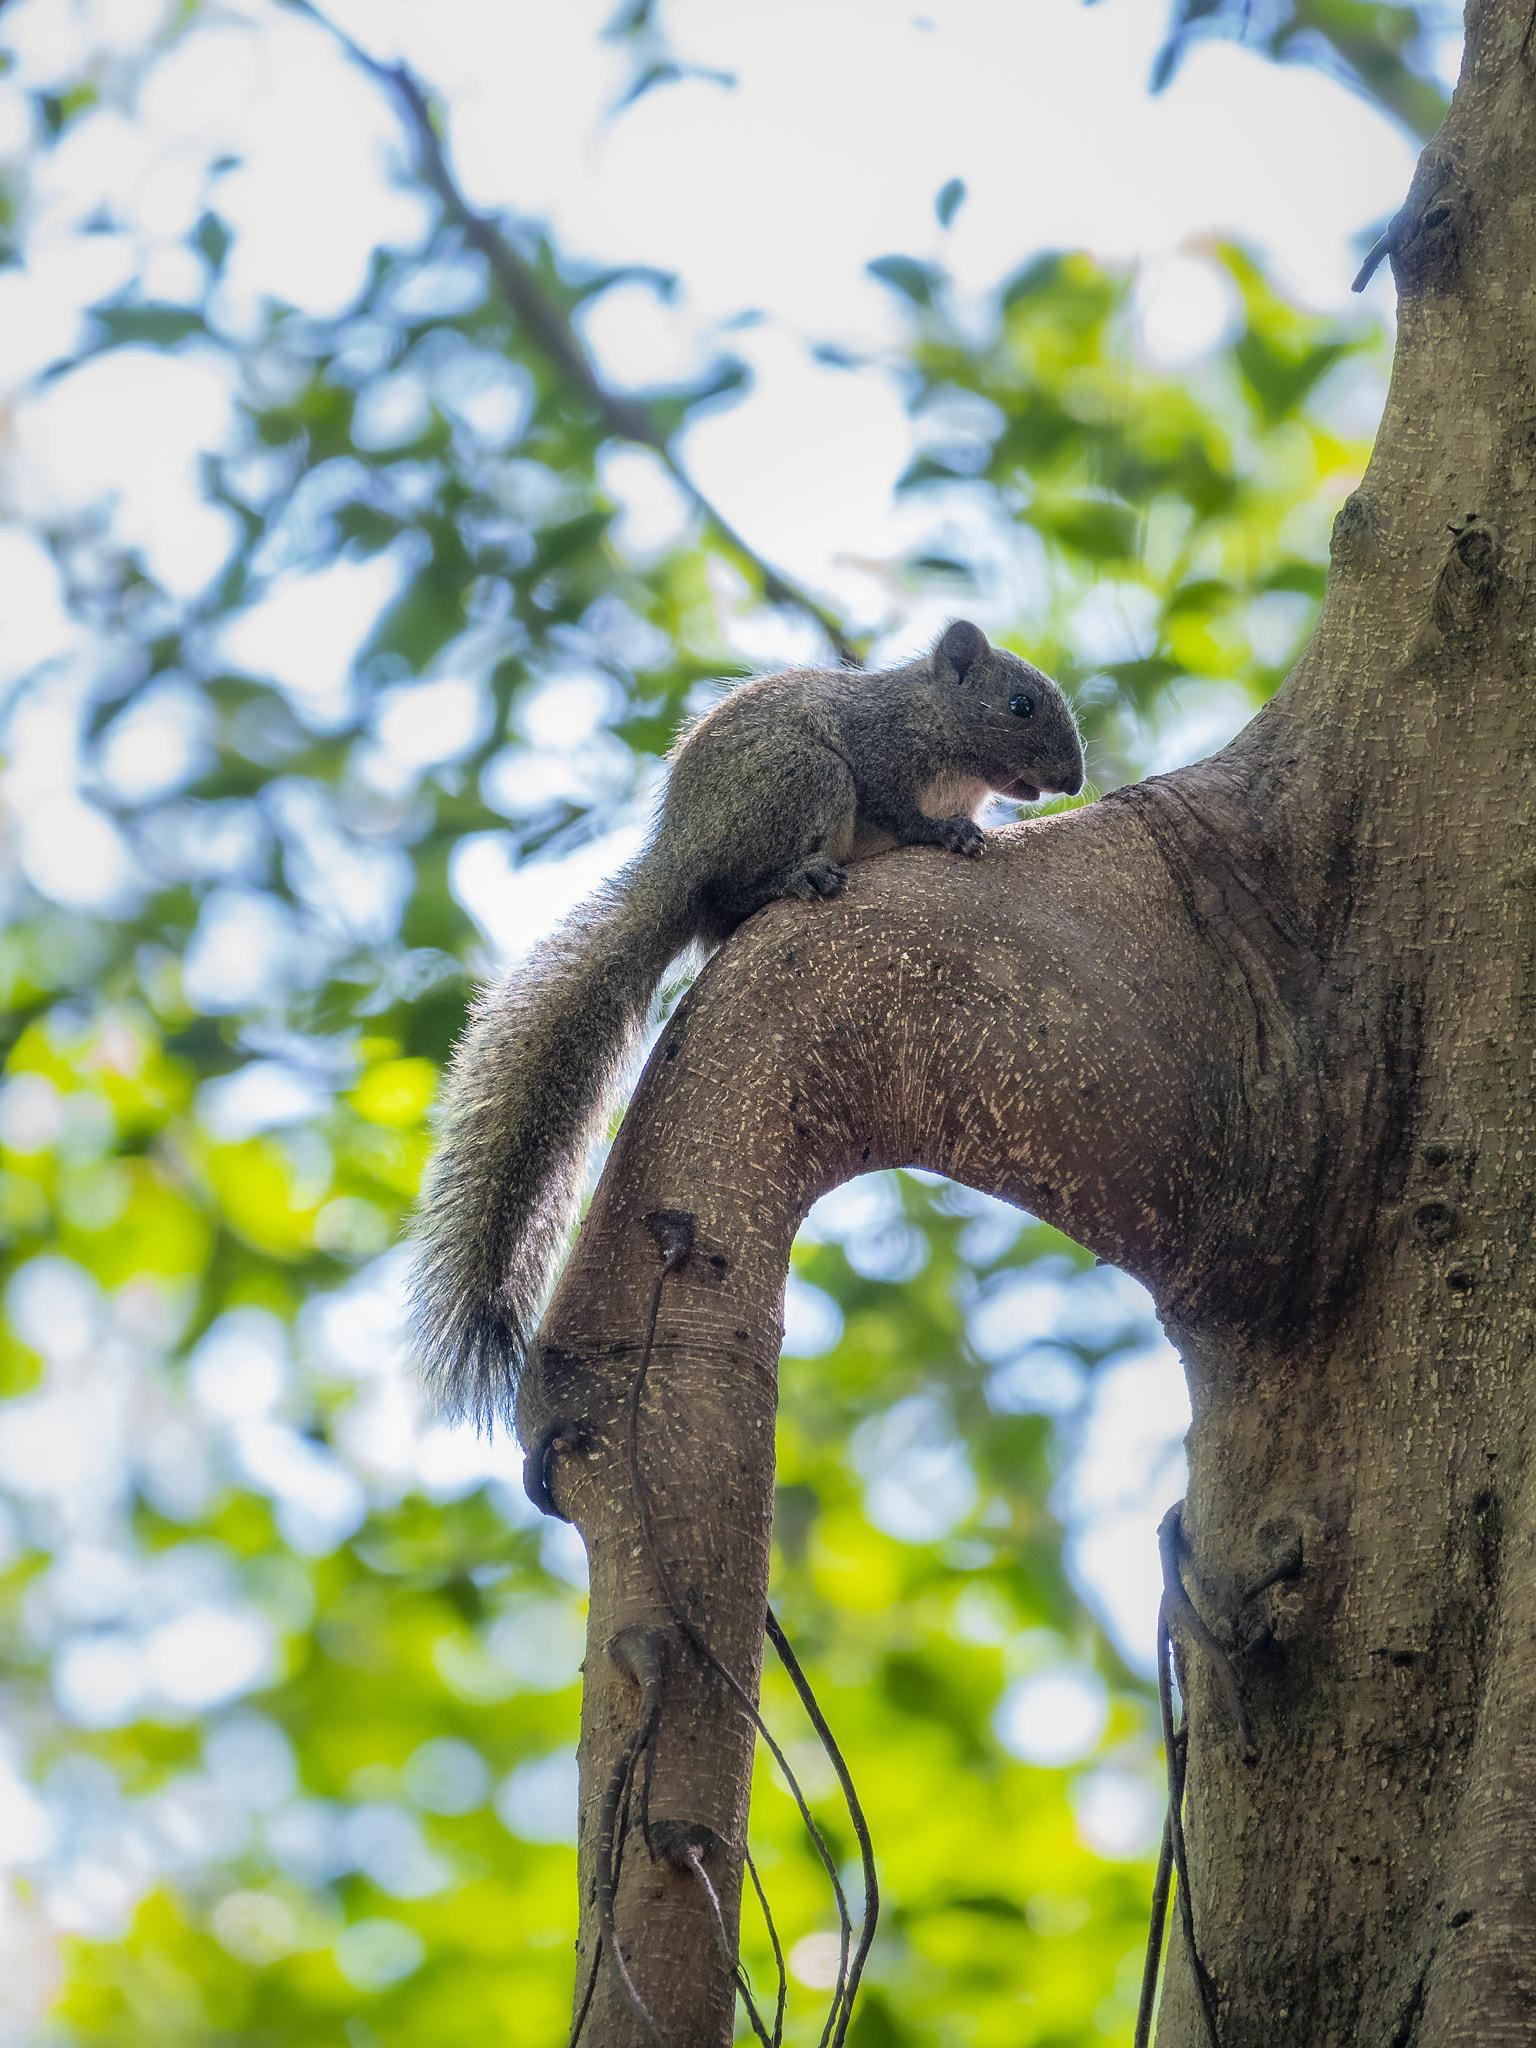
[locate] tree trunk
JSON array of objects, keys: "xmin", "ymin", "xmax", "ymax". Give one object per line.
[{"xmin": 515, "ymin": 5, "xmax": 1536, "ymax": 2039}]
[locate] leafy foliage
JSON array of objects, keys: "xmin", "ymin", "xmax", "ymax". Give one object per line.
[
  {"xmin": 1149, "ymin": 0, "xmax": 1455, "ymax": 140},
  {"xmin": 875, "ymin": 238, "xmax": 1375, "ymax": 790},
  {"xmin": 0, "ymin": 5, "xmax": 1402, "ymax": 2044}
]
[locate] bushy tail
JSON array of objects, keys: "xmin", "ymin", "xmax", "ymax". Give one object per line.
[{"xmin": 410, "ymin": 863, "xmax": 694, "ymax": 1430}]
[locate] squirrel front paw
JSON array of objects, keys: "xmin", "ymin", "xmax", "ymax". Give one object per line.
[
  {"xmin": 929, "ymin": 815, "xmax": 986, "ymax": 859},
  {"xmin": 782, "ymin": 855, "xmax": 850, "ymax": 901}
]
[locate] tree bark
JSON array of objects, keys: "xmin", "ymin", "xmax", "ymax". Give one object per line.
[{"xmin": 516, "ymin": 5, "xmax": 1536, "ymax": 2039}]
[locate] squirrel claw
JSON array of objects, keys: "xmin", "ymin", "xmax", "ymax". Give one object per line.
[
  {"xmin": 932, "ymin": 816, "xmax": 986, "ymax": 859},
  {"xmin": 784, "ymin": 856, "xmax": 849, "ymax": 902}
]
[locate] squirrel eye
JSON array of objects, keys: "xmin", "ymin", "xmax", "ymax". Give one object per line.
[{"xmin": 1008, "ymin": 692, "xmax": 1035, "ymax": 718}]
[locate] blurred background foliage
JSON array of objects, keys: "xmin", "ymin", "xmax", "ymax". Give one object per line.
[
  {"xmin": 0, "ymin": 1, "xmax": 1447, "ymax": 2042},
  {"xmin": 1148, "ymin": 0, "xmax": 1454, "ymax": 137}
]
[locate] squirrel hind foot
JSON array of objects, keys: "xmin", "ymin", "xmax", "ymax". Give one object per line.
[
  {"xmin": 782, "ymin": 856, "xmax": 849, "ymax": 902},
  {"xmin": 704, "ymin": 857, "xmax": 850, "ymax": 930}
]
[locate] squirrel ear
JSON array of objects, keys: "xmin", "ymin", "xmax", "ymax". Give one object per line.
[{"xmin": 935, "ymin": 619, "xmax": 989, "ymax": 681}]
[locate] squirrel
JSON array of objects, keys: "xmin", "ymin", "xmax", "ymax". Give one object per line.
[{"xmin": 409, "ymin": 618, "xmax": 1084, "ymax": 1428}]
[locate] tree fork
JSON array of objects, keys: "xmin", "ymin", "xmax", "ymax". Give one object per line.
[{"xmin": 518, "ymin": 4, "xmax": 1536, "ymax": 2039}]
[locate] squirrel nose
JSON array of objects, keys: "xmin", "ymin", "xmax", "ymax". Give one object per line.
[{"xmin": 1056, "ymin": 765, "xmax": 1084, "ymax": 797}]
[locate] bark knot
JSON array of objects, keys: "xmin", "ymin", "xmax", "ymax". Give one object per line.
[
  {"xmin": 1411, "ymin": 1197, "xmax": 1460, "ymax": 1245},
  {"xmin": 1431, "ymin": 515, "xmax": 1506, "ymax": 636},
  {"xmin": 1330, "ymin": 488, "xmax": 1379, "ymax": 567}
]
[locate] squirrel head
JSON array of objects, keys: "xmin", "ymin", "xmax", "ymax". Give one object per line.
[{"xmin": 932, "ymin": 620, "xmax": 1084, "ymax": 803}]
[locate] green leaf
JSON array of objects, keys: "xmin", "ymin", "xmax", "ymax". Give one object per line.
[
  {"xmin": 91, "ymin": 302, "xmax": 209, "ymax": 347},
  {"xmin": 1032, "ymin": 496, "xmax": 1141, "ymax": 561},
  {"xmin": 194, "ymin": 210, "xmax": 232, "ymax": 273},
  {"xmin": 35, "ymin": 81, "xmax": 98, "ymax": 135},
  {"xmin": 1152, "ymin": 0, "xmax": 1451, "ymax": 141},
  {"xmin": 333, "ymin": 502, "xmax": 404, "ymax": 553},
  {"xmin": 642, "ymin": 354, "xmax": 751, "ymax": 437},
  {"xmin": 867, "ymin": 255, "xmax": 942, "ymax": 308},
  {"xmin": 1265, "ymin": 561, "xmax": 1328, "ymax": 598},
  {"xmin": 1000, "ymin": 250, "xmax": 1071, "ymax": 309},
  {"xmin": 1234, "ymin": 333, "xmax": 1348, "ymax": 426},
  {"xmin": 569, "ymin": 262, "xmax": 679, "ymax": 306},
  {"xmin": 935, "ymin": 177, "xmax": 967, "ymax": 229},
  {"xmin": 906, "ymin": 554, "xmax": 976, "ymax": 583}
]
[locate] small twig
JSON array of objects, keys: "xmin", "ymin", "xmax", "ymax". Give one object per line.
[
  {"xmin": 1351, "ymin": 231, "xmax": 1392, "ymax": 293},
  {"xmin": 283, "ymin": 0, "xmax": 859, "ymax": 664}
]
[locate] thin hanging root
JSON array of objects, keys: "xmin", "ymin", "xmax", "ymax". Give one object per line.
[
  {"xmin": 1157, "ymin": 1503, "xmax": 1256, "ymax": 1759},
  {"xmin": 745, "ymin": 1845, "xmax": 787, "ymax": 2048},
  {"xmin": 1134, "ymin": 1810, "xmax": 1175, "ymax": 2048},
  {"xmin": 621, "ymin": 1216, "xmax": 877, "ymax": 2046},
  {"xmin": 583, "ymin": 1627, "xmax": 676, "ymax": 2048},
  {"xmin": 1158, "ymin": 1601, "xmax": 1223, "ymax": 2048},
  {"xmin": 559, "ymin": 1225, "xmax": 878, "ymax": 2046},
  {"xmin": 1137, "ymin": 1496, "xmax": 1261, "ymax": 2048},
  {"xmin": 674, "ymin": 1836, "xmax": 775, "ymax": 2048},
  {"xmin": 765, "ymin": 1607, "xmax": 879, "ymax": 2047},
  {"xmin": 568, "ymin": 1936, "xmax": 600, "ymax": 2048}
]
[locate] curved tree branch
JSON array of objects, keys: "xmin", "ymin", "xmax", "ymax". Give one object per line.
[{"xmin": 516, "ymin": 802, "xmax": 1250, "ymax": 2042}]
